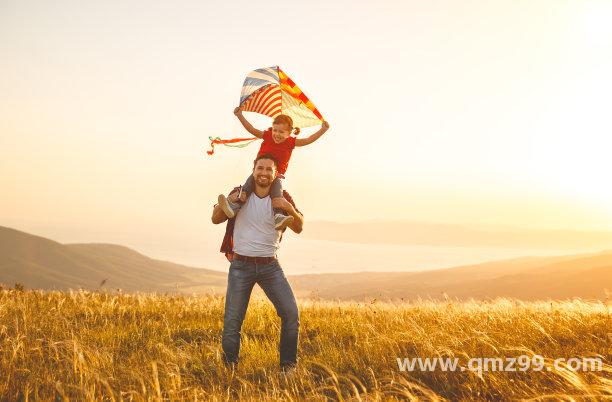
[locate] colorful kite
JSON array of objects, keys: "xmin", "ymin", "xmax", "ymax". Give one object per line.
[{"xmin": 207, "ymin": 66, "xmax": 324, "ymax": 155}]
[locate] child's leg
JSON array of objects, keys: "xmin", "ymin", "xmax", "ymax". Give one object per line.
[
  {"xmin": 271, "ymin": 178, "xmax": 284, "ymax": 215},
  {"xmin": 270, "ymin": 177, "xmax": 283, "ymax": 198},
  {"xmin": 270, "ymin": 178, "xmax": 293, "ymax": 230},
  {"xmin": 242, "ymin": 175, "xmax": 255, "ymax": 196},
  {"xmin": 217, "ymin": 175, "xmax": 252, "ymax": 219}
]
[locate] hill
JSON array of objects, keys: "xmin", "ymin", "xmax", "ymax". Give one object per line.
[
  {"xmin": 290, "ymin": 252, "xmax": 612, "ymax": 300},
  {"xmin": 1, "ymin": 225, "xmax": 610, "ymax": 301},
  {"xmin": 0, "ymin": 226, "xmax": 226, "ymax": 292}
]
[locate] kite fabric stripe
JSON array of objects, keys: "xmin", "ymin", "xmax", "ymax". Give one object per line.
[
  {"xmin": 278, "ymin": 68, "xmax": 324, "ymax": 122},
  {"xmin": 281, "ymin": 91, "xmax": 322, "ymax": 128},
  {"xmin": 240, "ymin": 66, "xmax": 279, "ymax": 105},
  {"xmin": 242, "ymin": 85, "xmax": 282, "ymax": 118}
]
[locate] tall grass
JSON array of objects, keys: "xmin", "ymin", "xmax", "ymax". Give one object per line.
[{"xmin": 0, "ymin": 289, "xmax": 610, "ymax": 400}]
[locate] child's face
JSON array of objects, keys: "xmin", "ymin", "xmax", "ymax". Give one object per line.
[{"xmin": 271, "ymin": 123, "xmax": 291, "ymax": 143}]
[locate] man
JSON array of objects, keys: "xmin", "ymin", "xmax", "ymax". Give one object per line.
[{"xmin": 211, "ymin": 154, "xmax": 304, "ymax": 371}]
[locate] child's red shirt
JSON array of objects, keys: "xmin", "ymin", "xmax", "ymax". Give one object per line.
[{"xmin": 257, "ymin": 128, "xmax": 296, "ymax": 175}]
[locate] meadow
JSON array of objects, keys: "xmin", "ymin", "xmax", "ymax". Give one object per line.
[{"xmin": 0, "ymin": 289, "xmax": 610, "ymax": 401}]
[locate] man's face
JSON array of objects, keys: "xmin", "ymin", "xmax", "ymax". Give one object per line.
[{"xmin": 253, "ymin": 158, "xmax": 277, "ymax": 187}]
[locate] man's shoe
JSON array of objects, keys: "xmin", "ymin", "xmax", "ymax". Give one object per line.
[
  {"xmin": 274, "ymin": 213, "xmax": 294, "ymax": 230},
  {"xmin": 218, "ymin": 194, "xmax": 241, "ymax": 218}
]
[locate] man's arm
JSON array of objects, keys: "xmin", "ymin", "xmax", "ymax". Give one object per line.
[
  {"xmin": 211, "ymin": 190, "xmax": 246, "ymax": 224},
  {"xmin": 234, "ymin": 107, "xmax": 263, "ymax": 138},
  {"xmin": 295, "ymin": 121, "xmax": 329, "ymax": 147},
  {"xmin": 272, "ymin": 198, "xmax": 304, "ymax": 233},
  {"xmin": 211, "ymin": 203, "xmax": 228, "ymax": 224},
  {"xmin": 287, "ymin": 209, "xmax": 304, "ymax": 233}
]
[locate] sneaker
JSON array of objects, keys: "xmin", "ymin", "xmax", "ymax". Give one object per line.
[
  {"xmin": 274, "ymin": 213, "xmax": 294, "ymax": 230},
  {"xmin": 218, "ymin": 194, "xmax": 241, "ymax": 218}
]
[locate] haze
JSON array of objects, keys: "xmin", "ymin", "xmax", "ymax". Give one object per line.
[{"xmin": 2, "ymin": 0, "xmax": 612, "ymax": 272}]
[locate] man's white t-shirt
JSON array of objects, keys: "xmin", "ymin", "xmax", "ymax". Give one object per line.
[{"xmin": 233, "ymin": 193, "xmax": 281, "ymax": 257}]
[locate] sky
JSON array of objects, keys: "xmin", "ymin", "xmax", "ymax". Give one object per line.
[{"xmin": 2, "ymin": 0, "xmax": 612, "ymax": 262}]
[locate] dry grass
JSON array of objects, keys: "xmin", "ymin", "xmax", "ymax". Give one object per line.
[{"xmin": 0, "ymin": 289, "xmax": 610, "ymax": 401}]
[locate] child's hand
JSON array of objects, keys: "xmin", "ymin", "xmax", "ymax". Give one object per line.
[
  {"xmin": 321, "ymin": 120, "xmax": 330, "ymax": 131},
  {"xmin": 233, "ymin": 106, "xmax": 243, "ymax": 116}
]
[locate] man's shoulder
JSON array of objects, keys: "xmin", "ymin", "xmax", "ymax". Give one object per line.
[{"xmin": 228, "ymin": 187, "xmax": 300, "ymax": 214}]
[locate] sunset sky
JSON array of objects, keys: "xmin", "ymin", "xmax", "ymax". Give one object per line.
[{"xmin": 2, "ymin": 0, "xmax": 612, "ymax": 259}]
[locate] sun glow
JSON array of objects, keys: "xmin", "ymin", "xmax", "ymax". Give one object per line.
[
  {"xmin": 577, "ymin": 1, "xmax": 612, "ymax": 46},
  {"xmin": 529, "ymin": 130, "xmax": 612, "ymax": 213}
]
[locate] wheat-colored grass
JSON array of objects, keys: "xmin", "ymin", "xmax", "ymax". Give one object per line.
[{"xmin": 0, "ymin": 289, "xmax": 610, "ymax": 401}]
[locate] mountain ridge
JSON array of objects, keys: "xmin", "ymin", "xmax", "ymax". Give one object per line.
[
  {"xmin": 0, "ymin": 226, "xmax": 226, "ymax": 292},
  {"xmin": 1, "ymin": 225, "xmax": 610, "ymax": 301}
]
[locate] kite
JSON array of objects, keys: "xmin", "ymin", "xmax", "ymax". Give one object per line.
[{"xmin": 207, "ymin": 66, "xmax": 324, "ymax": 155}]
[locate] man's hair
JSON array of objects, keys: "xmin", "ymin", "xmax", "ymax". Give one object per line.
[{"xmin": 253, "ymin": 153, "xmax": 279, "ymax": 169}]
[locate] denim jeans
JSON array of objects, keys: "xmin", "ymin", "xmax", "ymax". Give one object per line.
[{"xmin": 221, "ymin": 258, "xmax": 299, "ymax": 368}]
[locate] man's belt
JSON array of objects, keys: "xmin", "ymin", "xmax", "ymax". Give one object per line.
[{"xmin": 233, "ymin": 253, "xmax": 277, "ymax": 265}]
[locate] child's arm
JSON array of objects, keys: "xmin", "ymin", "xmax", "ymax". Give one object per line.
[
  {"xmin": 234, "ymin": 107, "xmax": 264, "ymax": 138},
  {"xmin": 295, "ymin": 121, "xmax": 330, "ymax": 147}
]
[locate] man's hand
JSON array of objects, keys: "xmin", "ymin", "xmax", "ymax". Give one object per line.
[
  {"xmin": 211, "ymin": 202, "xmax": 228, "ymax": 224},
  {"xmin": 234, "ymin": 106, "xmax": 242, "ymax": 116},
  {"xmin": 228, "ymin": 190, "xmax": 247, "ymax": 204},
  {"xmin": 272, "ymin": 197, "xmax": 303, "ymax": 233},
  {"xmin": 321, "ymin": 120, "xmax": 330, "ymax": 131},
  {"xmin": 272, "ymin": 197, "xmax": 294, "ymax": 214},
  {"xmin": 212, "ymin": 189, "xmax": 246, "ymax": 224}
]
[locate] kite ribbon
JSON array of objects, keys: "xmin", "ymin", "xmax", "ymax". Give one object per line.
[{"xmin": 206, "ymin": 136, "xmax": 259, "ymax": 155}]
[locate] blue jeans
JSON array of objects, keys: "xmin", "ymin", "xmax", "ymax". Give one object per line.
[{"xmin": 221, "ymin": 258, "xmax": 299, "ymax": 368}]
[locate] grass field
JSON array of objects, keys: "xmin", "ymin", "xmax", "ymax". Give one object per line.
[{"xmin": 0, "ymin": 289, "xmax": 610, "ymax": 400}]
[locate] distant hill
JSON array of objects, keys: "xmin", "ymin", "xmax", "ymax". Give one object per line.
[
  {"xmin": 303, "ymin": 221, "xmax": 612, "ymax": 249},
  {"xmin": 289, "ymin": 252, "xmax": 612, "ymax": 301},
  {"xmin": 1, "ymin": 225, "xmax": 610, "ymax": 301},
  {"xmin": 0, "ymin": 226, "xmax": 226, "ymax": 293}
]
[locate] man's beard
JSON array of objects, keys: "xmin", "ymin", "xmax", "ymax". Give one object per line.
[{"xmin": 255, "ymin": 174, "xmax": 272, "ymax": 187}]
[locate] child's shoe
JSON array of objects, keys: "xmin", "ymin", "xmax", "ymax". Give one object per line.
[
  {"xmin": 218, "ymin": 194, "xmax": 241, "ymax": 218},
  {"xmin": 274, "ymin": 213, "xmax": 294, "ymax": 230}
]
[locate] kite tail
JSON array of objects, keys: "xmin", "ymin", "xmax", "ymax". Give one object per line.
[{"xmin": 206, "ymin": 136, "xmax": 259, "ymax": 155}]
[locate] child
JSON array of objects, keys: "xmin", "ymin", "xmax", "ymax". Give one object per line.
[{"xmin": 217, "ymin": 106, "xmax": 330, "ymax": 230}]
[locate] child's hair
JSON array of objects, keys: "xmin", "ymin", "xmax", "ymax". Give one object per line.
[{"xmin": 273, "ymin": 114, "xmax": 300, "ymax": 135}]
